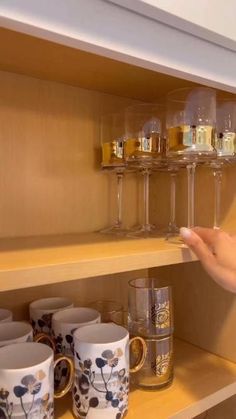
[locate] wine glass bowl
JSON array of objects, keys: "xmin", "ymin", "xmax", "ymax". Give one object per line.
[
  {"xmin": 166, "ymin": 87, "xmax": 217, "ymax": 164},
  {"xmin": 124, "ymin": 104, "xmax": 164, "ymax": 167}
]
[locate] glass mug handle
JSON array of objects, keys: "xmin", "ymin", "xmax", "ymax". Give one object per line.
[
  {"xmin": 34, "ymin": 332, "xmax": 56, "ymax": 352},
  {"xmin": 129, "ymin": 336, "xmax": 147, "ymax": 373},
  {"xmin": 54, "ymin": 354, "xmax": 74, "ymax": 398}
]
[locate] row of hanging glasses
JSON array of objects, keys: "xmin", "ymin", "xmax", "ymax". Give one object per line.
[{"xmin": 100, "ymin": 87, "xmax": 236, "ymax": 239}]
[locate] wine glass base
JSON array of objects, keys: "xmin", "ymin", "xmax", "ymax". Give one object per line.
[
  {"xmin": 99, "ymin": 225, "xmax": 129, "ymax": 236},
  {"xmin": 127, "ymin": 224, "xmax": 161, "ymax": 238}
]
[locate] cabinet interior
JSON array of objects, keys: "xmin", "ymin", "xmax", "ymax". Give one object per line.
[{"xmin": 0, "ymin": 29, "xmax": 236, "ymax": 418}]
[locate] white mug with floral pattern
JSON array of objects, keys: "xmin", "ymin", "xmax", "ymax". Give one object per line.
[
  {"xmin": 29, "ymin": 297, "xmax": 73, "ymax": 335},
  {"xmin": 73, "ymin": 323, "xmax": 147, "ymax": 419},
  {"xmin": 0, "ymin": 321, "xmax": 33, "ymax": 347},
  {"xmin": 35, "ymin": 307, "xmax": 101, "ymax": 390},
  {"xmin": 0, "ymin": 342, "xmax": 74, "ymax": 419}
]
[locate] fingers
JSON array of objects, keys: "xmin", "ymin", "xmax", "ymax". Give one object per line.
[
  {"xmin": 180, "ymin": 227, "xmax": 216, "ymax": 265},
  {"xmin": 192, "ymin": 227, "xmax": 220, "ymax": 249},
  {"xmin": 180, "ymin": 227, "xmax": 236, "ymax": 292}
]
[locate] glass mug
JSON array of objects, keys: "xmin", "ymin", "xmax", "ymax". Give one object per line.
[
  {"xmin": 128, "ymin": 278, "xmax": 173, "ymax": 338},
  {"xmin": 130, "ymin": 335, "xmax": 173, "ymax": 389},
  {"xmin": 0, "ymin": 342, "xmax": 74, "ymax": 418},
  {"xmin": 73, "ymin": 323, "xmax": 147, "ymax": 419},
  {"xmin": 88, "ymin": 300, "xmax": 123, "ymax": 323}
]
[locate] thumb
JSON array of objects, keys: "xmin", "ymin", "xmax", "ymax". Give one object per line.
[
  {"xmin": 180, "ymin": 227, "xmax": 216, "ymax": 266},
  {"xmin": 180, "ymin": 227, "xmax": 236, "ymax": 293}
]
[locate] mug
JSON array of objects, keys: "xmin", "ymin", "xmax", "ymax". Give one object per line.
[
  {"xmin": 35, "ymin": 307, "xmax": 101, "ymax": 390},
  {"xmin": 73, "ymin": 323, "xmax": 147, "ymax": 419},
  {"xmin": 0, "ymin": 308, "xmax": 13, "ymax": 322},
  {"xmin": 130, "ymin": 335, "xmax": 173, "ymax": 389},
  {"xmin": 51, "ymin": 307, "xmax": 101, "ymax": 357},
  {"xmin": 0, "ymin": 321, "xmax": 33, "ymax": 347},
  {"xmin": 29, "ymin": 297, "xmax": 73, "ymax": 335},
  {"xmin": 128, "ymin": 278, "xmax": 173, "ymax": 338},
  {"xmin": 0, "ymin": 342, "xmax": 74, "ymax": 418},
  {"xmin": 88, "ymin": 300, "xmax": 123, "ymax": 323}
]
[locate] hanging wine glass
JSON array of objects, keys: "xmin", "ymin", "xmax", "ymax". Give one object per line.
[
  {"xmin": 100, "ymin": 111, "xmax": 127, "ymax": 235},
  {"xmin": 166, "ymin": 87, "xmax": 217, "ymax": 231},
  {"xmin": 211, "ymin": 99, "xmax": 236, "ymax": 229},
  {"xmin": 124, "ymin": 103, "xmax": 165, "ymax": 238}
]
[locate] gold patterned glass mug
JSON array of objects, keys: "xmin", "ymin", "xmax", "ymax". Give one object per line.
[
  {"xmin": 0, "ymin": 342, "xmax": 74, "ymax": 418},
  {"xmin": 73, "ymin": 323, "xmax": 147, "ymax": 419},
  {"xmin": 130, "ymin": 335, "xmax": 173, "ymax": 389},
  {"xmin": 128, "ymin": 278, "xmax": 173, "ymax": 338}
]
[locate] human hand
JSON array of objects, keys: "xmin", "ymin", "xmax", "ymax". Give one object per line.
[{"xmin": 180, "ymin": 227, "xmax": 236, "ymax": 293}]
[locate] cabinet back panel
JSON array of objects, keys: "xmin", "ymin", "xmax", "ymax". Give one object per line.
[
  {"xmin": 0, "ymin": 269, "xmax": 147, "ymax": 320},
  {"xmin": 0, "ymin": 71, "xmax": 138, "ymax": 237},
  {"xmin": 150, "ymin": 264, "xmax": 236, "ymax": 363}
]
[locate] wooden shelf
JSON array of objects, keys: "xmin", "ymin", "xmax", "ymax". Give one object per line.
[
  {"xmin": 55, "ymin": 339, "xmax": 236, "ymax": 419},
  {"xmin": 0, "ymin": 233, "xmax": 196, "ymax": 292}
]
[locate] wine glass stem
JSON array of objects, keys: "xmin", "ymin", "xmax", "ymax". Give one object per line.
[
  {"xmin": 213, "ymin": 168, "xmax": 222, "ymax": 229},
  {"xmin": 187, "ymin": 163, "xmax": 196, "ymax": 229},
  {"xmin": 143, "ymin": 169, "xmax": 150, "ymax": 226},
  {"xmin": 169, "ymin": 171, "xmax": 177, "ymax": 231},
  {"xmin": 116, "ymin": 172, "xmax": 124, "ymax": 227}
]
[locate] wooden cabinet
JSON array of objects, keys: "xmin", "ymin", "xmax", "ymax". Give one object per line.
[{"xmin": 0, "ymin": 2, "xmax": 236, "ymax": 418}]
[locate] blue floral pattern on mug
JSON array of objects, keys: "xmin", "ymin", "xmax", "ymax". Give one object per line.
[
  {"xmin": 52, "ymin": 328, "xmax": 76, "ymax": 391},
  {"xmin": 0, "ymin": 369, "xmax": 54, "ymax": 418},
  {"xmin": 31, "ymin": 314, "xmax": 53, "ymax": 336},
  {"xmin": 73, "ymin": 348, "xmax": 128, "ymax": 418},
  {"xmin": 53, "ymin": 328, "xmax": 76, "ymax": 357}
]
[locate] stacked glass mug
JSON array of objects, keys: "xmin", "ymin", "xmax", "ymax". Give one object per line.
[{"xmin": 128, "ymin": 278, "xmax": 174, "ymax": 389}]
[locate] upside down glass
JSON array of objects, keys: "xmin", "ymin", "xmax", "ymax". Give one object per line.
[
  {"xmin": 128, "ymin": 278, "xmax": 174, "ymax": 389},
  {"xmin": 128, "ymin": 278, "xmax": 173, "ymax": 338}
]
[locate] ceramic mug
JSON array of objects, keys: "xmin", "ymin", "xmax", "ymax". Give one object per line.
[
  {"xmin": 0, "ymin": 308, "xmax": 13, "ymax": 323},
  {"xmin": 0, "ymin": 342, "xmax": 74, "ymax": 418},
  {"xmin": 29, "ymin": 297, "xmax": 73, "ymax": 335},
  {"xmin": 72, "ymin": 323, "xmax": 147, "ymax": 419},
  {"xmin": 0, "ymin": 321, "xmax": 33, "ymax": 347},
  {"xmin": 35, "ymin": 307, "xmax": 101, "ymax": 390}
]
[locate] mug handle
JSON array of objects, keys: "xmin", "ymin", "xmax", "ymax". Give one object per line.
[
  {"xmin": 129, "ymin": 336, "xmax": 147, "ymax": 373},
  {"xmin": 54, "ymin": 354, "xmax": 75, "ymax": 398},
  {"xmin": 34, "ymin": 332, "xmax": 56, "ymax": 352}
]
